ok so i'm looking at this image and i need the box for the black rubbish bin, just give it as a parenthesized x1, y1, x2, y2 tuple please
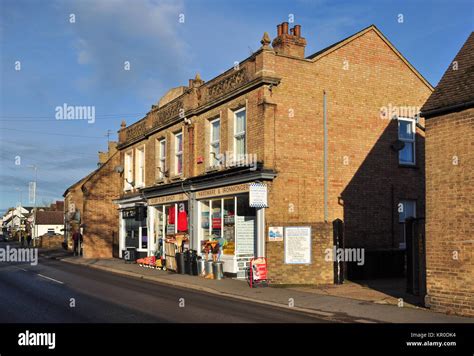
(184, 250, 191, 275)
(175, 252, 185, 274)
(124, 247, 137, 263)
(190, 250, 198, 276)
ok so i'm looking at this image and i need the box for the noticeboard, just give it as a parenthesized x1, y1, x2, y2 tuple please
(284, 226, 312, 264)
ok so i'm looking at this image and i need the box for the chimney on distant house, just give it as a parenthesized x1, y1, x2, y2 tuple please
(271, 22, 307, 58)
(98, 141, 118, 166)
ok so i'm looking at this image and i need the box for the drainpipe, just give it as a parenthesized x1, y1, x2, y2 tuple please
(323, 90, 328, 222)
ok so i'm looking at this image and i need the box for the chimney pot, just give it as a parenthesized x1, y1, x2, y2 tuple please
(277, 24, 282, 36)
(294, 25, 301, 37)
(282, 22, 289, 35)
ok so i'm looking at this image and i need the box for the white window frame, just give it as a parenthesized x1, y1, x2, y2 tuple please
(158, 138, 166, 180)
(398, 118, 416, 165)
(233, 107, 246, 156)
(135, 146, 145, 188)
(210, 118, 221, 167)
(175, 132, 183, 175)
(138, 226, 148, 251)
(124, 150, 133, 191)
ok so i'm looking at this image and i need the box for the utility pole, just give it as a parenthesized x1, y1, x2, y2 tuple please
(28, 165, 38, 246)
(15, 188, 22, 242)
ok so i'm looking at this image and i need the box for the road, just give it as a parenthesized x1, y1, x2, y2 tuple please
(0, 242, 329, 323)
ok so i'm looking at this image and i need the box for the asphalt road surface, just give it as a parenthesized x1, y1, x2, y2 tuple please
(0, 242, 329, 323)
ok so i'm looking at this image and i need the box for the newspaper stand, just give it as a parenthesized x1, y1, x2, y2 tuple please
(248, 257, 269, 288)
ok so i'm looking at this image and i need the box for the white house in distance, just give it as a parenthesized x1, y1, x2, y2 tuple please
(1, 206, 33, 235)
(34, 210, 64, 238)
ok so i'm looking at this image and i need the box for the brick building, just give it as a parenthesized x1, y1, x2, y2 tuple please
(421, 32, 474, 317)
(63, 141, 121, 258)
(114, 23, 432, 283)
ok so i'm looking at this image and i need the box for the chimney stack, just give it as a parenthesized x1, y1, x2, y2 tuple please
(271, 22, 307, 58)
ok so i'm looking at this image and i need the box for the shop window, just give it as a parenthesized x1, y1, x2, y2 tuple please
(124, 218, 140, 248)
(237, 194, 256, 217)
(163, 202, 188, 236)
(398, 118, 416, 165)
(200, 200, 210, 240)
(211, 199, 222, 238)
(199, 194, 255, 259)
(174, 132, 183, 175)
(234, 108, 246, 156)
(210, 118, 221, 166)
(223, 198, 235, 255)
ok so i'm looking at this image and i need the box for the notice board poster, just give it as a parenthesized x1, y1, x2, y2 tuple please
(284, 226, 312, 264)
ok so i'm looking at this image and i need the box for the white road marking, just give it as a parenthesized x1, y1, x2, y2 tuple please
(37, 274, 64, 284)
(13, 266, 27, 272)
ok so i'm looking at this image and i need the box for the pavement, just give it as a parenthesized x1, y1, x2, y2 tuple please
(38, 249, 472, 324)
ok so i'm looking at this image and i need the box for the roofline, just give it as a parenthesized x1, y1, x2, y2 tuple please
(80, 149, 120, 188)
(307, 24, 434, 91)
(421, 100, 474, 119)
(63, 171, 97, 197)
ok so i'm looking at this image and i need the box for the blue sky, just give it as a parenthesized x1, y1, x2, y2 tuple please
(0, 0, 473, 214)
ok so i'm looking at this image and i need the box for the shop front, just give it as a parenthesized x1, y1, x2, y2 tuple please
(140, 167, 275, 279)
(147, 193, 190, 271)
(115, 195, 148, 259)
(196, 184, 257, 278)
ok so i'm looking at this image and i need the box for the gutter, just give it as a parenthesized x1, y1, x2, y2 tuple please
(421, 100, 474, 119)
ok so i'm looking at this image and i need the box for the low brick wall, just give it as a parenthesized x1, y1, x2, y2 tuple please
(266, 222, 333, 285)
(40, 234, 65, 249)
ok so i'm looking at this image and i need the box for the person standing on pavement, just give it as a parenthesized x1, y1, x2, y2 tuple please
(72, 230, 83, 256)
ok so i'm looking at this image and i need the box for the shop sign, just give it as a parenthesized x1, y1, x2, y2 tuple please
(196, 183, 249, 199)
(122, 208, 136, 219)
(284, 226, 312, 264)
(148, 193, 187, 205)
(249, 183, 267, 208)
(268, 226, 283, 242)
(166, 224, 175, 235)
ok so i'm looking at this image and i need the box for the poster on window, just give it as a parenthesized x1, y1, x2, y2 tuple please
(284, 226, 311, 264)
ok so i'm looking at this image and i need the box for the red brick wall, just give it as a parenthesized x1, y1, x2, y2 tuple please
(425, 108, 474, 317)
(265, 28, 431, 253)
(82, 151, 121, 258)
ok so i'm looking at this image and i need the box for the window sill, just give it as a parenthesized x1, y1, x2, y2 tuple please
(206, 165, 221, 173)
(170, 175, 184, 181)
(398, 163, 418, 169)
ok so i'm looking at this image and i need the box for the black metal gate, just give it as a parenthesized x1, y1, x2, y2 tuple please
(333, 219, 345, 284)
(405, 217, 427, 303)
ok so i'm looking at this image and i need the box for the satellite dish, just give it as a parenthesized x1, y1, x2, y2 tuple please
(114, 165, 124, 173)
(391, 140, 405, 152)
